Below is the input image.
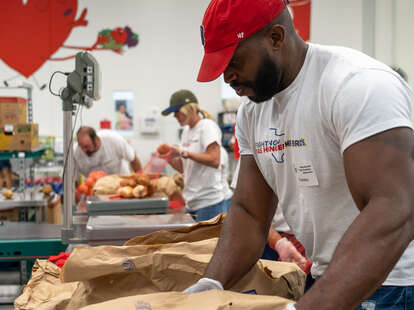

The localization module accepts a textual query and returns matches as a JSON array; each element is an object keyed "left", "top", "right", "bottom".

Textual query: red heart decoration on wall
[{"left": 0, "top": 0, "right": 84, "bottom": 78}]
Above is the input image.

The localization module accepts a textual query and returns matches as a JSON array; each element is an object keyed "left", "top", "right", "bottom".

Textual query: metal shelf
[
  {"left": 0, "top": 221, "right": 67, "bottom": 283},
  {"left": 0, "top": 146, "right": 46, "bottom": 160}
]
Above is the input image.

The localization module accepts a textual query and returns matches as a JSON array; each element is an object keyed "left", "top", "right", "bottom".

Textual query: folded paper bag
[{"left": 79, "top": 290, "right": 293, "bottom": 310}]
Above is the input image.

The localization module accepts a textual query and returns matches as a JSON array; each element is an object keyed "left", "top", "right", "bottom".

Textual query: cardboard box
[
  {"left": 0, "top": 129, "right": 14, "bottom": 150},
  {"left": 0, "top": 207, "right": 19, "bottom": 221},
  {"left": 12, "top": 123, "right": 39, "bottom": 151},
  {"left": 0, "top": 97, "right": 27, "bottom": 126},
  {"left": 0, "top": 123, "right": 39, "bottom": 151}
]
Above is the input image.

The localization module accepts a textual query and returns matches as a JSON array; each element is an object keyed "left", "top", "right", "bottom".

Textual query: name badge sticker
[{"left": 294, "top": 162, "right": 319, "bottom": 186}]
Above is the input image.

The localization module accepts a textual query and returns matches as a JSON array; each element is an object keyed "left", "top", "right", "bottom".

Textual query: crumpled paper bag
[
  {"left": 79, "top": 290, "right": 293, "bottom": 310},
  {"left": 15, "top": 215, "right": 305, "bottom": 310},
  {"left": 124, "top": 213, "right": 225, "bottom": 246},
  {"left": 58, "top": 238, "right": 304, "bottom": 309},
  {"left": 14, "top": 260, "right": 78, "bottom": 310}
]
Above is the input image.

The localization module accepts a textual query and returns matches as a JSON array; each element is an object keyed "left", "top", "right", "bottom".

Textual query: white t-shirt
[
  {"left": 74, "top": 130, "right": 135, "bottom": 177},
  {"left": 220, "top": 146, "right": 233, "bottom": 201},
  {"left": 181, "top": 118, "right": 224, "bottom": 210},
  {"left": 236, "top": 43, "right": 414, "bottom": 284}
]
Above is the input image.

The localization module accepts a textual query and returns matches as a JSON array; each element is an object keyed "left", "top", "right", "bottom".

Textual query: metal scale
[
  {"left": 0, "top": 53, "right": 194, "bottom": 303},
  {"left": 59, "top": 52, "right": 194, "bottom": 246}
]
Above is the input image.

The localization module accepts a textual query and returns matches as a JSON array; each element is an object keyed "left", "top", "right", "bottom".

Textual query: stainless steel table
[
  {"left": 0, "top": 192, "right": 46, "bottom": 223},
  {"left": 86, "top": 213, "right": 196, "bottom": 245},
  {"left": 0, "top": 221, "right": 67, "bottom": 303}
]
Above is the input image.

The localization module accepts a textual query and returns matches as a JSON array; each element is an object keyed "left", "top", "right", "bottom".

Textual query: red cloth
[
  {"left": 48, "top": 252, "right": 71, "bottom": 268},
  {"left": 280, "top": 232, "right": 306, "bottom": 257},
  {"left": 233, "top": 124, "right": 240, "bottom": 159}
]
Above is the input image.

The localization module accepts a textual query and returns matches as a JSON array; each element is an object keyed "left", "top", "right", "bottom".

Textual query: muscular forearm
[
  {"left": 187, "top": 151, "right": 219, "bottom": 169},
  {"left": 296, "top": 196, "right": 414, "bottom": 310},
  {"left": 168, "top": 157, "right": 183, "bottom": 173},
  {"left": 204, "top": 203, "right": 270, "bottom": 288}
]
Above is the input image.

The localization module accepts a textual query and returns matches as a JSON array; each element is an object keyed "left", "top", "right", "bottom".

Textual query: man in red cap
[{"left": 185, "top": 0, "right": 414, "bottom": 309}]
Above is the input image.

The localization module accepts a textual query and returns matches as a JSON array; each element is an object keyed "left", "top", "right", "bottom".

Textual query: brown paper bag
[
  {"left": 14, "top": 260, "right": 78, "bottom": 310},
  {"left": 58, "top": 238, "right": 304, "bottom": 309},
  {"left": 15, "top": 215, "right": 305, "bottom": 310},
  {"left": 79, "top": 290, "right": 293, "bottom": 310},
  {"left": 124, "top": 213, "right": 225, "bottom": 246}
]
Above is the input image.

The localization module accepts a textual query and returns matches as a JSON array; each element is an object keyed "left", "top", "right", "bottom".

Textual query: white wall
[
  {"left": 394, "top": 0, "right": 414, "bottom": 91},
  {"left": 310, "top": 0, "right": 364, "bottom": 50},
  {"left": 1, "top": 0, "right": 413, "bottom": 166},
  {"left": 1, "top": 0, "right": 219, "bottom": 165}
]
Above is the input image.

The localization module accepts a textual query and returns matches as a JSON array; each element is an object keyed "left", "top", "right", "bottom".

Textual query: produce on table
[
  {"left": 133, "top": 184, "right": 148, "bottom": 198},
  {"left": 76, "top": 171, "right": 107, "bottom": 197},
  {"left": 117, "top": 186, "right": 134, "bottom": 198},
  {"left": 92, "top": 175, "right": 122, "bottom": 195},
  {"left": 2, "top": 188, "right": 13, "bottom": 200},
  {"left": 156, "top": 144, "right": 170, "bottom": 155},
  {"left": 42, "top": 184, "right": 53, "bottom": 196},
  {"left": 120, "top": 178, "right": 137, "bottom": 187}
]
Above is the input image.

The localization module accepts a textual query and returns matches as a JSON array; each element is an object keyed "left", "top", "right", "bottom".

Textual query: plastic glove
[
  {"left": 283, "top": 303, "right": 296, "bottom": 310},
  {"left": 275, "top": 237, "right": 312, "bottom": 273},
  {"left": 183, "top": 278, "right": 224, "bottom": 293}
]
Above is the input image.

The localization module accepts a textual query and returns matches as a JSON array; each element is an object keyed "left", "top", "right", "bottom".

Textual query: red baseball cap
[{"left": 197, "top": 0, "right": 288, "bottom": 82}]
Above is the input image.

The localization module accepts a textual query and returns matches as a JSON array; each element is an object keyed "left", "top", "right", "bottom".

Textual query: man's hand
[
  {"left": 183, "top": 278, "right": 223, "bottom": 293},
  {"left": 203, "top": 155, "right": 277, "bottom": 288},
  {"left": 130, "top": 155, "right": 142, "bottom": 172}
]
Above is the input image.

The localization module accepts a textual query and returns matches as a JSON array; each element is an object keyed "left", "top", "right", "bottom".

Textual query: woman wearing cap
[{"left": 159, "top": 89, "right": 228, "bottom": 221}]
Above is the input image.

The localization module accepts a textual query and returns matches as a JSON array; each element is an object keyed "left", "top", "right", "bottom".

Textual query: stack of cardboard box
[{"left": 0, "top": 97, "right": 39, "bottom": 151}]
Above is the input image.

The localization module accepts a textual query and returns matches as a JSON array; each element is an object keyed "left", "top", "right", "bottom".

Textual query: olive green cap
[{"left": 161, "top": 89, "right": 198, "bottom": 116}]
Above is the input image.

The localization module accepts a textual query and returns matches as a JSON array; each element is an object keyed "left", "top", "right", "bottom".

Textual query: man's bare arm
[
  {"left": 204, "top": 154, "right": 278, "bottom": 288},
  {"left": 296, "top": 127, "right": 414, "bottom": 310},
  {"left": 130, "top": 155, "right": 142, "bottom": 172}
]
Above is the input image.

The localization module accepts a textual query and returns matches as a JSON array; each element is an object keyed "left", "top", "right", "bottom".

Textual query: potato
[
  {"left": 133, "top": 184, "right": 148, "bottom": 198},
  {"left": 157, "top": 144, "right": 170, "bottom": 155},
  {"left": 156, "top": 176, "right": 178, "bottom": 198},
  {"left": 173, "top": 173, "right": 184, "bottom": 190},
  {"left": 2, "top": 189, "right": 13, "bottom": 200},
  {"left": 133, "top": 174, "right": 151, "bottom": 186},
  {"left": 42, "top": 184, "right": 53, "bottom": 196},
  {"left": 117, "top": 186, "right": 134, "bottom": 198},
  {"left": 93, "top": 175, "right": 122, "bottom": 195},
  {"left": 120, "top": 178, "right": 137, "bottom": 187}
]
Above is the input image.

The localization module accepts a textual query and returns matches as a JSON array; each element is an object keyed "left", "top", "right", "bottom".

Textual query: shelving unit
[
  {"left": 217, "top": 111, "right": 237, "bottom": 152},
  {"left": 0, "top": 84, "right": 45, "bottom": 201}
]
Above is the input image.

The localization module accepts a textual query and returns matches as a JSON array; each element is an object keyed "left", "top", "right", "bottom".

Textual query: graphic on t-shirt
[
  {"left": 255, "top": 128, "right": 306, "bottom": 164},
  {"left": 255, "top": 128, "right": 286, "bottom": 163},
  {"left": 269, "top": 128, "right": 285, "bottom": 137}
]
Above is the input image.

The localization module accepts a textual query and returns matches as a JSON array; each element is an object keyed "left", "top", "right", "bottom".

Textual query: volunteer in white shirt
[
  {"left": 74, "top": 126, "right": 142, "bottom": 177},
  {"left": 184, "top": 1, "right": 414, "bottom": 309},
  {"left": 160, "top": 89, "right": 228, "bottom": 221}
]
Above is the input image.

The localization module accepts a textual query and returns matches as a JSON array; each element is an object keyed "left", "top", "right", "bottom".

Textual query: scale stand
[{"left": 56, "top": 52, "right": 101, "bottom": 244}]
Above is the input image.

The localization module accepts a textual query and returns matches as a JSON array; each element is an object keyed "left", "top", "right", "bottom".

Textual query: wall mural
[{"left": 0, "top": 0, "right": 139, "bottom": 89}]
